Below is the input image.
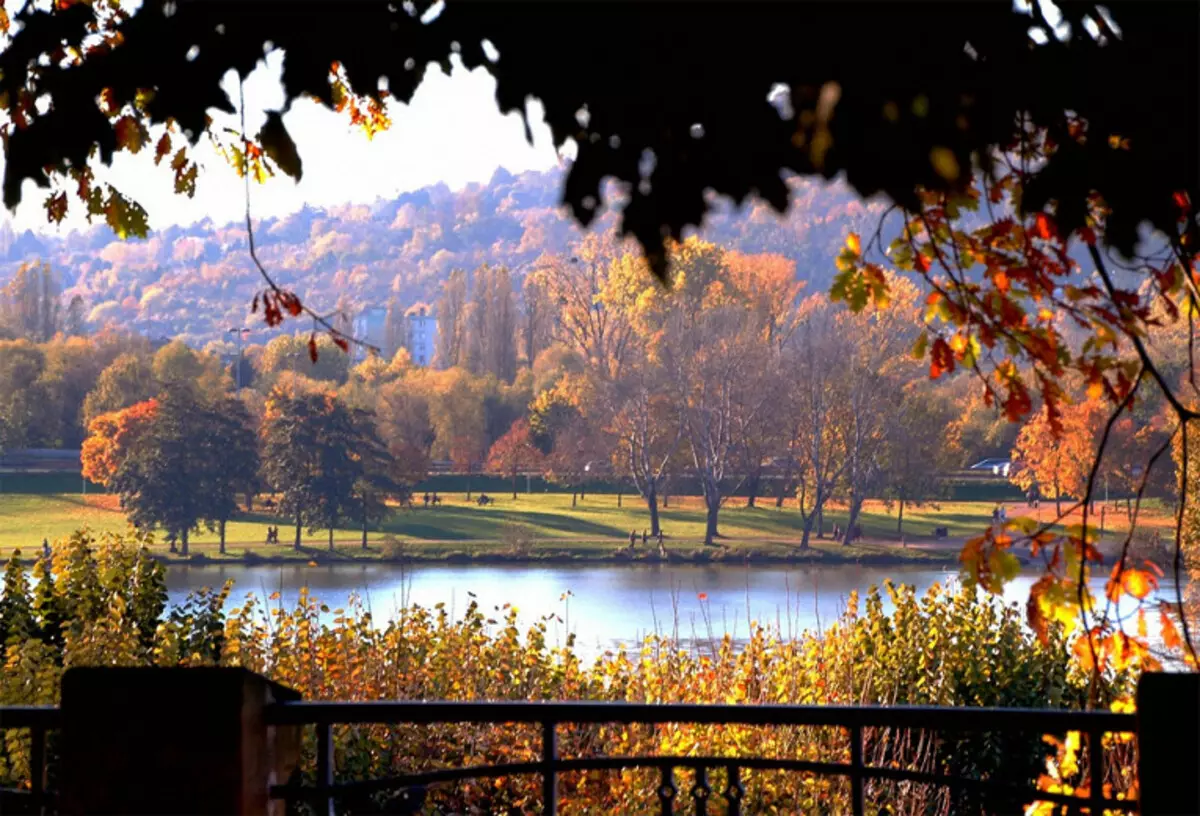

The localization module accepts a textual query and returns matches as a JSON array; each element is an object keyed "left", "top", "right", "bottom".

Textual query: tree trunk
[
  {"left": 466, "top": 474, "right": 472, "bottom": 501},
  {"left": 843, "top": 495, "right": 864, "bottom": 546},
  {"left": 704, "top": 501, "right": 720, "bottom": 546},
  {"left": 1055, "top": 478, "right": 1062, "bottom": 516},
  {"left": 219, "top": 519, "right": 226, "bottom": 555},
  {"left": 817, "top": 507, "right": 824, "bottom": 539},
  {"left": 572, "top": 491, "right": 577, "bottom": 508},
  {"left": 799, "top": 515, "right": 815, "bottom": 550},
  {"left": 703, "top": 480, "right": 721, "bottom": 545},
  {"left": 664, "top": 492, "right": 669, "bottom": 508},
  {"left": 180, "top": 529, "right": 189, "bottom": 557},
  {"left": 361, "top": 507, "right": 369, "bottom": 549},
  {"left": 328, "top": 526, "right": 334, "bottom": 551},
  {"left": 580, "top": 484, "right": 586, "bottom": 500},
  {"left": 169, "top": 535, "right": 177, "bottom": 554},
  {"left": 745, "top": 472, "right": 760, "bottom": 508},
  {"left": 897, "top": 497, "right": 905, "bottom": 535},
  {"left": 512, "top": 471, "right": 518, "bottom": 500},
  {"left": 646, "top": 485, "right": 661, "bottom": 537},
  {"left": 775, "top": 464, "right": 793, "bottom": 508},
  {"left": 245, "top": 491, "right": 254, "bottom": 512},
  {"left": 618, "top": 491, "right": 622, "bottom": 508},
  {"left": 294, "top": 515, "right": 302, "bottom": 550}
]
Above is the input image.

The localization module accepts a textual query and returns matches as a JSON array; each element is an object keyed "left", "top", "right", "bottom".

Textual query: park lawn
[{"left": 0, "top": 491, "right": 1174, "bottom": 561}]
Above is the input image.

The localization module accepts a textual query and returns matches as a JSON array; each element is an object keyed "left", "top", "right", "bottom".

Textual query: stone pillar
[
  {"left": 60, "top": 666, "right": 301, "bottom": 816},
  {"left": 1138, "top": 671, "right": 1199, "bottom": 815}
]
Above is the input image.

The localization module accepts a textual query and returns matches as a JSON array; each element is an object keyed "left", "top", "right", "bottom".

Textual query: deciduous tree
[
  {"left": 1011, "top": 399, "right": 1106, "bottom": 515},
  {"left": 486, "top": 419, "right": 544, "bottom": 499}
]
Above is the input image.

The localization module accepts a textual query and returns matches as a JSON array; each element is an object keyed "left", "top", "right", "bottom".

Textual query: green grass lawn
[{"left": 0, "top": 491, "right": 1169, "bottom": 563}]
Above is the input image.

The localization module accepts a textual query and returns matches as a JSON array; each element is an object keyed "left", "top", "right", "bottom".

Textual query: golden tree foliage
[
  {"left": 1010, "top": 400, "right": 1107, "bottom": 511},
  {"left": 79, "top": 399, "right": 158, "bottom": 487}
]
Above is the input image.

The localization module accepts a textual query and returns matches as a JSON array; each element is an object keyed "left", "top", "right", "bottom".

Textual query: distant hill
[{"left": 0, "top": 168, "right": 889, "bottom": 347}]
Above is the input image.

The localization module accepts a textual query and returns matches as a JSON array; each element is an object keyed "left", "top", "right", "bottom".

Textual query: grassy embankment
[{"left": 0, "top": 492, "right": 1174, "bottom": 565}]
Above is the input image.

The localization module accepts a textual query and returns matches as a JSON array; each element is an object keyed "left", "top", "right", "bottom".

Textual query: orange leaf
[
  {"left": 308, "top": 334, "right": 319, "bottom": 363},
  {"left": 1160, "top": 608, "right": 1184, "bottom": 653},
  {"left": 1120, "top": 568, "right": 1155, "bottom": 600},
  {"left": 914, "top": 253, "right": 931, "bottom": 273},
  {"left": 332, "top": 335, "right": 350, "bottom": 353},
  {"left": 846, "top": 232, "right": 861, "bottom": 256},
  {"left": 1034, "top": 213, "right": 1054, "bottom": 240}
]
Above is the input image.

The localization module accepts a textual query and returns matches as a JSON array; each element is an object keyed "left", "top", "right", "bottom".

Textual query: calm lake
[{"left": 164, "top": 562, "right": 1179, "bottom": 661}]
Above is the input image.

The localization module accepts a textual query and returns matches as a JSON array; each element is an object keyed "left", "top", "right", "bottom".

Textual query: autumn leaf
[
  {"left": 845, "top": 232, "right": 861, "bottom": 256},
  {"left": 154, "top": 132, "right": 172, "bottom": 165},
  {"left": 1120, "top": 567, "right": 1156, "bottom": 600},
  {"left": 928, "top": 337, "right": 954, "bottom": 379},
  {"left": 114, "top": 115, "right": 147, "bottom": 153},
  {"left": 332, "top": 334, "right": 349, "bottom": 353},
  {"left": 1160, "top": 606, "right": 1184, "bottom": 653},
  {"left": 308, "top": 333, "right": 319, "bottom": 363},
  {"left": 45, "top": 191, "right": 68, "bottom": 224}
]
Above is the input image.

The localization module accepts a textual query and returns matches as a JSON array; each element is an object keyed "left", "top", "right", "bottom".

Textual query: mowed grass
[{"left": 0, "top": 490, "right": 1175, "bottom": 562}]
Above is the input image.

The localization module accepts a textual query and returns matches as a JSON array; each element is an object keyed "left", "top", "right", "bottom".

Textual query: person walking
[{"left": 629, "top": 530, "right": 637, "bottom": 549}]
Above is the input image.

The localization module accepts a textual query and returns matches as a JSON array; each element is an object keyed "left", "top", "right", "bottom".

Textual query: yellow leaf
[{"left": 846, "top": 232, "right": 861, "bottom": 256}]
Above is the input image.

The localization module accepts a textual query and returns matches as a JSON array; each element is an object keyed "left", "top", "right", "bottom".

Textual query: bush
[{"left": 1, "top": 534, "right": 1127, "bottom": 813}]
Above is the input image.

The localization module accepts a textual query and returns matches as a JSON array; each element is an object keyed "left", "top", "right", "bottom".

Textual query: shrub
[{"left": 0, "top": 535, "right": 1127, "bottom": 813}]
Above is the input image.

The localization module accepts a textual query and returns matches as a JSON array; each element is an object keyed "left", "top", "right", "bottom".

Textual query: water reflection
[{"left": 165, "top": 562, "right": 1178, "bottom": 661}]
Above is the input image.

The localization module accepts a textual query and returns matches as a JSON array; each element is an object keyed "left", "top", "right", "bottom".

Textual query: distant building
[
  {"left": 352, "top": 307, "right": 388, "bottom": 361},
  {"left": 404, "top": 304, "right": 437, "bottom": 367}
]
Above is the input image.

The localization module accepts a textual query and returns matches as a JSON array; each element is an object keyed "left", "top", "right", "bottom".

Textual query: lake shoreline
[{"left": 13, "top": 545, "right": 966, "bottom": 568}]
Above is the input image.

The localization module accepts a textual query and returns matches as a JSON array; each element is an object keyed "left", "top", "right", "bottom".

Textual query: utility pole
[{"left": 228, "top": 327, "right": 249, "bottom": 390}]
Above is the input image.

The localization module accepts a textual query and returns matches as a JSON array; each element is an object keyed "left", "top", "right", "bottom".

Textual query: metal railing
[{"left": 261, "top": 701, "right": 1138, "bottom": 815}]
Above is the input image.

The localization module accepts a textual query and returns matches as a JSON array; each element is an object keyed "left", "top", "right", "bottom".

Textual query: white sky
[{"left": 1, "top": 53, "right": 564, "bottom": 235}]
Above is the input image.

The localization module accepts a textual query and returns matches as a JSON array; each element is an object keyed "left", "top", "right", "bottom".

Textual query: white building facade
[{"left": 404, "top": 305, "right": 437, "bottom": 367}]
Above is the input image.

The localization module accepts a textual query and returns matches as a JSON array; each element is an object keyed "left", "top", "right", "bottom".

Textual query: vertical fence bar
[
  {"left": 316, "top": 721, "right": 334, "bottom": 816},
  {"left": 723, "top": 766, "right": 742, "bottom": 816},
  {"left": 849, "top": 724, "right": 864, "bottom": 816},
  {"left": 659, "top": 765, "right": 677, "bottom": 816},
  {"left": 542, "top": 720, "right": 558, "bottom": 816},
  {"left": 29, "top": 725, "right": 45, "bottom": 815},
  {"left": 1088, "top": 726, "right": 1105, "bottom": 816}
]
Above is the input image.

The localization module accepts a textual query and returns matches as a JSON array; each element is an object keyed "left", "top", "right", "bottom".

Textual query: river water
[{"left": 164, "top": 562, "right": 1179, "bottom": 661}]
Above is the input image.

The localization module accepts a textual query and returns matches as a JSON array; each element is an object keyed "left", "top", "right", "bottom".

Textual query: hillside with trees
[{"left": 0, "top": 169, "right": 886, "bottom": 347}]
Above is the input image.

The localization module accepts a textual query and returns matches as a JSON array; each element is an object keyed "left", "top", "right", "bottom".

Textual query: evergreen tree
[
  {"left": 0, "top": 549, "right": 34, "bottom": 647},
  {"left": 30, "top": 555, "right": 65, "bottom": 653}
]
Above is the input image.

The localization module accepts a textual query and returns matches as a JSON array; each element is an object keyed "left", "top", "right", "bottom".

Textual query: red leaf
[
  {"left": 154, "top": 132, "right": 172, "bottom": 166},
  {"left": 929, "top": 337, "right": 955, "bottom": 379},
  {"left": 282, "top": 292, "right": 303, "bottom": 317},
  {"left": 914, "top": 253, "right": 931, "bottom": 273},
  {"left": 251, "top": 293, "right": 260, "bottom": 314},
  {"left": 308, "top": 334, "right": 319, "bottom": 363},
  {"left": 45, "top": 192, "right": 68, "bottom": 224},
  {"left": 1034, "top": 213, "right": 1054, "bottom": 240},
  {"left": 332, "top": 334, "right": 349, "bottom": 353}
]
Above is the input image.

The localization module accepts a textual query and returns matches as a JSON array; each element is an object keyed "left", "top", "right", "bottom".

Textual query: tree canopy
[{"left": 1, "top": 1, "right": 1194, "bottom": 279}]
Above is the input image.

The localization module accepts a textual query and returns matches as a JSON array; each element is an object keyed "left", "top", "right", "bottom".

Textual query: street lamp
[{"left": 228, "top": 327, "right": 250, "bottom": 390}]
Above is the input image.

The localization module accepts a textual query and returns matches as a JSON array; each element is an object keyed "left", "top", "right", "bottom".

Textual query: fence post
[
  {"left": 59, "top": 666, "right": 301, "bottom": 816},
  {"left": 1137, "top": 671, "right": 1199, "bottom": 815}
]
